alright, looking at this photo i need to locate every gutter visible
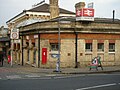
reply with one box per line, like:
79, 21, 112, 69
6, 10, 26, 24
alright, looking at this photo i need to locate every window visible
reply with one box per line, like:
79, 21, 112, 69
85, 43, 92, 52
50, 43, 58, 51
109, 43, 115, 52
98, 43, 104, 52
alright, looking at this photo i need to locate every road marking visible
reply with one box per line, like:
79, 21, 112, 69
54, 76, 65, 79
6, 75, 21, 79
45, 74, 56, 77
76, 83, 116, 90
25, 74, 41, 78
39, 77, 51, 80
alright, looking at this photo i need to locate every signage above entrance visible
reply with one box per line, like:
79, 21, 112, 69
76, 8, 94, 21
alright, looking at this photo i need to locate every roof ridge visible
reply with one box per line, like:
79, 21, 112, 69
27, 3, 75, 14
28, 3, 49, 11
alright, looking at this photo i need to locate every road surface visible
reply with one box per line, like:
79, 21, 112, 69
0, 73, 120, 90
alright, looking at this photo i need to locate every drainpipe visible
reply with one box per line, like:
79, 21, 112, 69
22, 35, 24, 66
38, 34, 40, 68
75, 32, 78, 68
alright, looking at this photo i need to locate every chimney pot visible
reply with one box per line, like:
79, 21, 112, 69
75, 2, 86, 10
113, 10, 115, 22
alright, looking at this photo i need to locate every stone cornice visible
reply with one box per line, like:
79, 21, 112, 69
19, 21, 120, 35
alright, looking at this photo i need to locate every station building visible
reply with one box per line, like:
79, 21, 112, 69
7, 0, 120, 68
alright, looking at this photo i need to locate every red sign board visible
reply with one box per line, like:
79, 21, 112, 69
76, 8, 94, 21
76, 8, 94, 17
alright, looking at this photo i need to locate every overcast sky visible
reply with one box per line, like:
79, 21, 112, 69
0, 0, 120, 27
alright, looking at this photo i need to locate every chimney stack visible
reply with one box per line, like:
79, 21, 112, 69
49, 0, 59, 19
75, 2, 85, 10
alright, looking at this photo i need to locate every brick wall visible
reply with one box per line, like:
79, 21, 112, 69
19, 32, 120, 68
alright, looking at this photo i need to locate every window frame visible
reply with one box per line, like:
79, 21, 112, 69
85, 43, 92, 52
109, 43, 115, 52
50, 43, 59, 51
97, 43, 104, 52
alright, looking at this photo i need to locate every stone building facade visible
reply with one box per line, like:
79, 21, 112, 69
7, 0, 120, 68
6, 0, 75, 65
18, 18, 120, 68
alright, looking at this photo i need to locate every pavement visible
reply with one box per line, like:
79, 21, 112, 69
0, 62, 120, 75
0, 62, 120, 80
0, 64, 120, 90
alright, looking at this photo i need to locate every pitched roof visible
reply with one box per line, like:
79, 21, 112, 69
6, 3, 75, 24
27, 3, 75, 14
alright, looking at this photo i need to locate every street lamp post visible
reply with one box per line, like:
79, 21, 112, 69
53, 17, 72, 72
55, 17, 72, 72
55, 18, 61, 72
57, 18, 61, 72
